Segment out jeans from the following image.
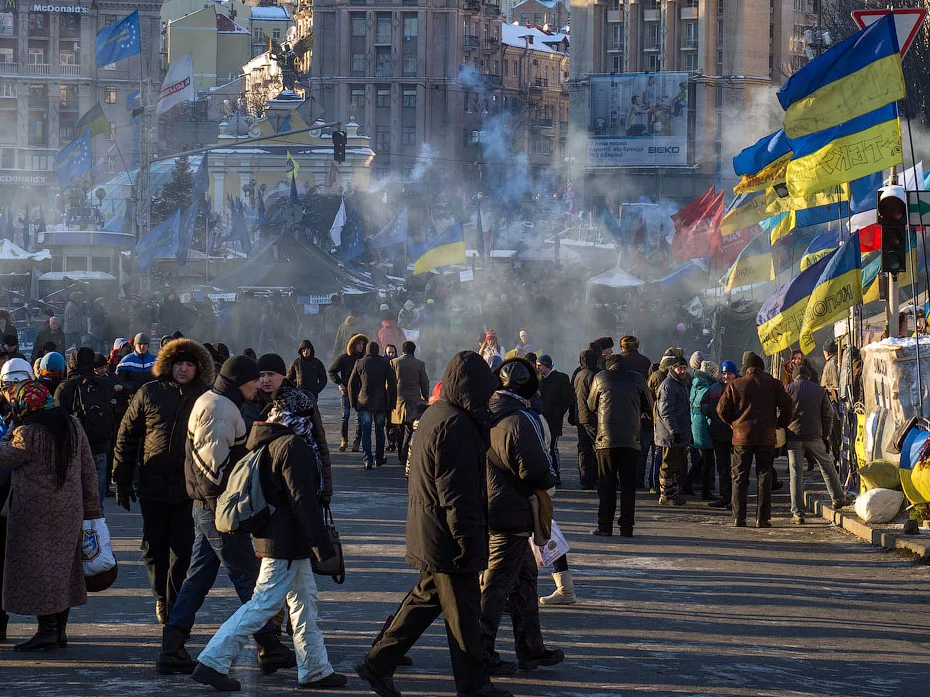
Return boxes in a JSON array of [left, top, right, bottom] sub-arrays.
[[93, 452, 108, 507], [198, 557, 333, 684], [576, 425, 598, 489], [596, 447, 638, 532], [367, 570, 489, 693], [139, 498, 194, 611], [480, 533, 545, 663], [166, 504, 273, 635], [548, 433, 561, 479], [340, 392, 360, 443], [732, 445, 776, 524], [660, 447, 688, 497], [787, 438, 846, 516], [359, 410, 387, 464], [399, 422, 414, 465]]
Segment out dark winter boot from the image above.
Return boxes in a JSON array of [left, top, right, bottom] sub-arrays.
[[255, 630, 296, 675], [55, 609, 69, 648], [157, 625, 197, 675], [13, 615, 59, 651], [192, 663, 241, 691]]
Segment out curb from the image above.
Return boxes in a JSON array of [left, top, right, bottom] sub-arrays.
[[804, 491, 930, 561]]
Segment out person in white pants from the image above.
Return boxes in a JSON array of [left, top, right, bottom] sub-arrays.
[[192, 386, 346, 692]]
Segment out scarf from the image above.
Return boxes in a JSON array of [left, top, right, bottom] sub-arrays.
[[266, 387, 323, 494]]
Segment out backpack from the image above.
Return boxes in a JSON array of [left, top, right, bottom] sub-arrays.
[[72, 377, 114, 445], [215, 446, 274, 534]]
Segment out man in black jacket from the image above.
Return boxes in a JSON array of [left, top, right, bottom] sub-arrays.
[[481, 359, 563, 676], [329, 333, 368, 451], [287, 339, 328, 397], [349, 341, 397, 470], [571, 349, 600, 490], [536, 354, 572, 485], [111, 339, 214, 625], [356, 351, 510, 697], [587, 354, 654, 536], [619, 335, 653, 487]]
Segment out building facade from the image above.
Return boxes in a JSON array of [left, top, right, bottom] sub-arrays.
[[166, 6, 251, 90], [511, 0, 569, 30]]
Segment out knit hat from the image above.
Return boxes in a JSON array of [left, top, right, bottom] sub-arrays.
[[700, 360, 719, 378], [404, 299, 414, 309], [94, 353, 108, 369], [220, 355, 261, 386], [160, 335, 173, 348], [113, 338, 129, 351], [620, 335, 639, 350], [670, 356, 688, 368], [134, 333, 150, 346], [486, 329, 497, 342], [270, 385, 315, 416], [38, 352, 66, 376], [537, 354, 553, 369], [257, 353, 287, 376], [689, 350, 707, 371], [594, 336, 614, 350], [497, 358, 539, 399], [379, 303, 390, 312], [742, 351, 764, 371], [823, 339, 838, 355], [721, 360, 738, 375]]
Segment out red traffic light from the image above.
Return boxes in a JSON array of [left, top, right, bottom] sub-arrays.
[[878, 185, 907, 223]]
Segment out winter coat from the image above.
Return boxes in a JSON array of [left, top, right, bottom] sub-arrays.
[[0, 416, 102, 615], [821, 355, 839, 402], [689, 371, 715, 450], [717, 367, 794, 447], [785, 376, 834, 441], [348, 345, 397, 413], [328, 333, 368, 387], [55, 347, 116, 453], [185, 374, 248, 509], [378, 318, 406, 353], [620, 349, 652, 379], [391, 353, 429, 425], [700, 381, 732, 443], [287, 355, 328, 396], [572, 364, 599, 437], [63, 300, 82, 335], [246, 421, 335, 561], [116, 350, 157, 394], [405, 351, 497, 575], [31, 327, 66, 362], [486, 391, 556, 534], [654, 371, 691, 448], [538, 369, 573, 438], [332, 316, 362, 361], [587, 363, 653, 450], [112, 340, 214, 504], [89, 302, 107, 340]]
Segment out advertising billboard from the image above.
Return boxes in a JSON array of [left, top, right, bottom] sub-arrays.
[[588, 73, 690, 167]]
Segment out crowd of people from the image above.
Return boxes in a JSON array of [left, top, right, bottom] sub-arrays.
[[0, 304, 859, 695]]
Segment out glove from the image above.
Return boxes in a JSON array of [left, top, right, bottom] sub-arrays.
[[116, 483, 136, 511], [452, 540, 473, 570]]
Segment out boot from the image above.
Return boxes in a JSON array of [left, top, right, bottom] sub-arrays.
[[13, 614, 59, 651], [157, 625, 197, 675], [55, 609, 69, 648], [538, 571, 577, 606], [339, 438, 348, 452], [192, 663, 241, 692], [255, 630, 297, 675]]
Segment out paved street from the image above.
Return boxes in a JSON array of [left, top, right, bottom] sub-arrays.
[[1, 390, 928, 697]]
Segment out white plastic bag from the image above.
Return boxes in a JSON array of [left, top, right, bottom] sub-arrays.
[[82, 518, 116, 576], [853, 488, 904, 524], [529, 520, 570, 568]]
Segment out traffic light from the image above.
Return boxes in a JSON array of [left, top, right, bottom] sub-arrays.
[[878, 185, 907, 274], [332, 130, 347, 163]]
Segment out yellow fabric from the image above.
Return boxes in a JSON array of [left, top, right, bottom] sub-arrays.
[[900, 467, 930, 505], [722, 253, 774, 292], [798, 267, 862, 354], [769, 210, 796, 245], [858, 460, 902, 492], [788, 183, 849, 211], [783, 53, 906, 139], [757, 292, 808, 356], [854, 414, 867, 466], [720, 194, 772, 236], [733, 153, 791, 195], [800, 248, 835, 271], [910, 460, 930, 503], [765, 187, 794, 214], [413, 240, 466, 274]]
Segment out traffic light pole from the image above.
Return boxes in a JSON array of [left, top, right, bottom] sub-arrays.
[[887, 272, 899, 338]]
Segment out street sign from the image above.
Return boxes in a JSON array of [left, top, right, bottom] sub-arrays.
[[906, 190, 930, 226], [851, 9, 927, 56]]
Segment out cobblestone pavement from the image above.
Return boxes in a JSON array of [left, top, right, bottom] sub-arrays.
[[1, 390, 928, 697]]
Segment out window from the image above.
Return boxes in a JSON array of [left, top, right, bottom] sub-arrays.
[[519, 13, 528, 25], [646, 22, 660, 49], [351, 13, 366, 36], [533, 139, 552, 155], [375, 47, 391, 76], [351, 53, 366, 74], [104, 86, 117, 103], [512, 61, 517, 77], [59, 85, 77, 106], [401, 127, 415, 145], [272, 28, 281, 40], [611, 55, 622, 73], [28, 13, 45, 32], [402, 57, 416, 75], [683, 52, 698, 71], [350, 88, 365, 107], [59, 123, 75, 140], [402, 14, 417, 38], [91, 257, 112, 273], [60, 51, 77, 65], [65, 256, 87, 272], [376, 14, 391, 44], [376, 88, 390, 107], [0, 13, 13, 37], [60, 14, 79, 32], [612, 25, 623, 49], [0, 48, 12, 63], [533, 12, 542, 26], [502, 59, 508, 76], [493, 60, 499, 74], [402, 88, 416, 108], [0, 82, 12, 98], [104, 156, 116, 174], [108, 123, 117, 140], [253, 28, 262, 41], [684, 22, 697, 47], [647, 54, 660, 71], [375, 128, 390, 150], [717, 18, 724, 46], [28, 48, 45, 64]]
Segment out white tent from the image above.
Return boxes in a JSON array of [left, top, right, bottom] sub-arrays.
[[584, 267, 644, 303]]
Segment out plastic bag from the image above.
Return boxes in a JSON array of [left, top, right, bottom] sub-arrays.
[[858, 460, 902, 492], [82, 518, 116, 577], [853, 488, 904, 524], [529, 520, 570, 569]]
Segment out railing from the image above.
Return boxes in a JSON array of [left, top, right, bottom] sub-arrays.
[[463, 0, 480, 12], [375, 31, 391, 45], [532, 117, 553, 127], [608, 41, 624, 51], [643, 41, 660, 51], [483, 37, 500, 51], [681, 39, 698, 49], [0, 62, 16, 75], [533, 77, 548, 87], [483, 73, 502, 86], [463, 35, 480, 49], [59, 63, 81, 76], [484, 3, 500, 16], [27, 63, 50, 75], [607, 10, 622, 22]]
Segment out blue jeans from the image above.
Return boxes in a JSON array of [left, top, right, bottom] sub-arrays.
[[359, 410, 386, 464], [93, 452, 108, 508], [166, 504, 273, 634], [341, 392, 361, 443]]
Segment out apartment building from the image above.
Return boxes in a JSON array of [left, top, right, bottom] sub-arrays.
[[511, 0, 569, 30], [166, 5, 251, 90]]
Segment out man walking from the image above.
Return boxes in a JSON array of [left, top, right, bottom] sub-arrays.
[[329, 332, 368, 452], [355, 351, 510, 697], [587, 354, 653, 536], [111, 339, 213, 625], [287, 340, 328, 398], [572, 349, 600, 490], [654, 357, 691, 506], [390, 341, 429, 467], [536, 354, 572, 485], [117, 333, 156, 395], [349, 341, 397, 470], [717, 352, 794, 528], [785, 364, 855, 524], [619, 335, 652, 488]]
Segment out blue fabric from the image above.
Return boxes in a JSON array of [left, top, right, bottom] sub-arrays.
[[359, 410, 386, 464], [116, 350, 156, 375], [689, 374, 714, 450]]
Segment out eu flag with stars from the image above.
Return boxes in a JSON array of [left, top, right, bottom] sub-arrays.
[[53, 128, 91, 186], [95, 11, 141, 67]]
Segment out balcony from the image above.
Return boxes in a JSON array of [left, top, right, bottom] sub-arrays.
[[464, 0, 480, 13], [607, 41, 623, 52], [483, 3, 500, 16], [0, 62, 16, 75], [681, 39, 697, 50], [483, 72, 502, 87], [532, 117, 553, 128], [531, 77, 548, 88], [643, 9, 659, 21], [59, 63, 81, 76], [680, 6, 698, 20], [27, 63, 50, 75], [607, 10, 622, 22], [463, 35, 480, 50], [483, 37, 499, 52], [375, 31, 391, 45], [643, 41, 660, 51]]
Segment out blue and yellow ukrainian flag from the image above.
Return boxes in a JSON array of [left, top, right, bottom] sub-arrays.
[[785, 104, 902, 198], [721, 229, 774, 292], [412, 222, 465, 274], [769, 210, 796, 245], [733, 130, 793, 195], [800, 231, 838, 271], [798, 232, 862, 354], [720, 191, 772, 236], [778, 14, 904, 139]]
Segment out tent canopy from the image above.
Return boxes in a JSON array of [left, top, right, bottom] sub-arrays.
[[584, 267, 644, 303]]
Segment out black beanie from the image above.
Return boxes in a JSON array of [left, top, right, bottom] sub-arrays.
[[220, 355, 261, 386], [742, 351, 764, 371], [256, 353, 287, 376]]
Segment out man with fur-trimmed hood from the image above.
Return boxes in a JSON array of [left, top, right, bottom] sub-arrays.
[[112, 339, 215, 627], [328, 332, 368, 452]]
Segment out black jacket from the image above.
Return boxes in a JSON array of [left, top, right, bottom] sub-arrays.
[[785, 376, 834, 441], [487, 391, 556, 534], [348, 345, 397, 413], [405, 351, 497, 575], [587, 362, 653, 450], [55, 347, 115, 453], [288, 355, 328, 396], [246, 421, 335, 561], [538, 369, 573, 438], [620, 349, 652, 379], [112, 339, 214, 504], [31, 327, 66, 362], [328, 332, 368, 387]]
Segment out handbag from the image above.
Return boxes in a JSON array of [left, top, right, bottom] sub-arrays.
[[311, 505, 345, 584], [82, 518, 118, 592], [529, 520, 570, 569], [528, 488, 553, 546]]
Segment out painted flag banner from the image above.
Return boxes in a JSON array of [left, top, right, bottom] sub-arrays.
[[798, 232, 862, 355], [370, 207, 409, 250], [800, 231, 839, 271], [157, 53, 195, 115], [721, 228, 773, 292], [732, 130, 793, 195], [76, 103, 110, 137], [95, 11, 141, 67], [412, 223, 465, 274], [674, 190, 724, 262], [53, 128, 91, 186], [720, 191, 771, 236]]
